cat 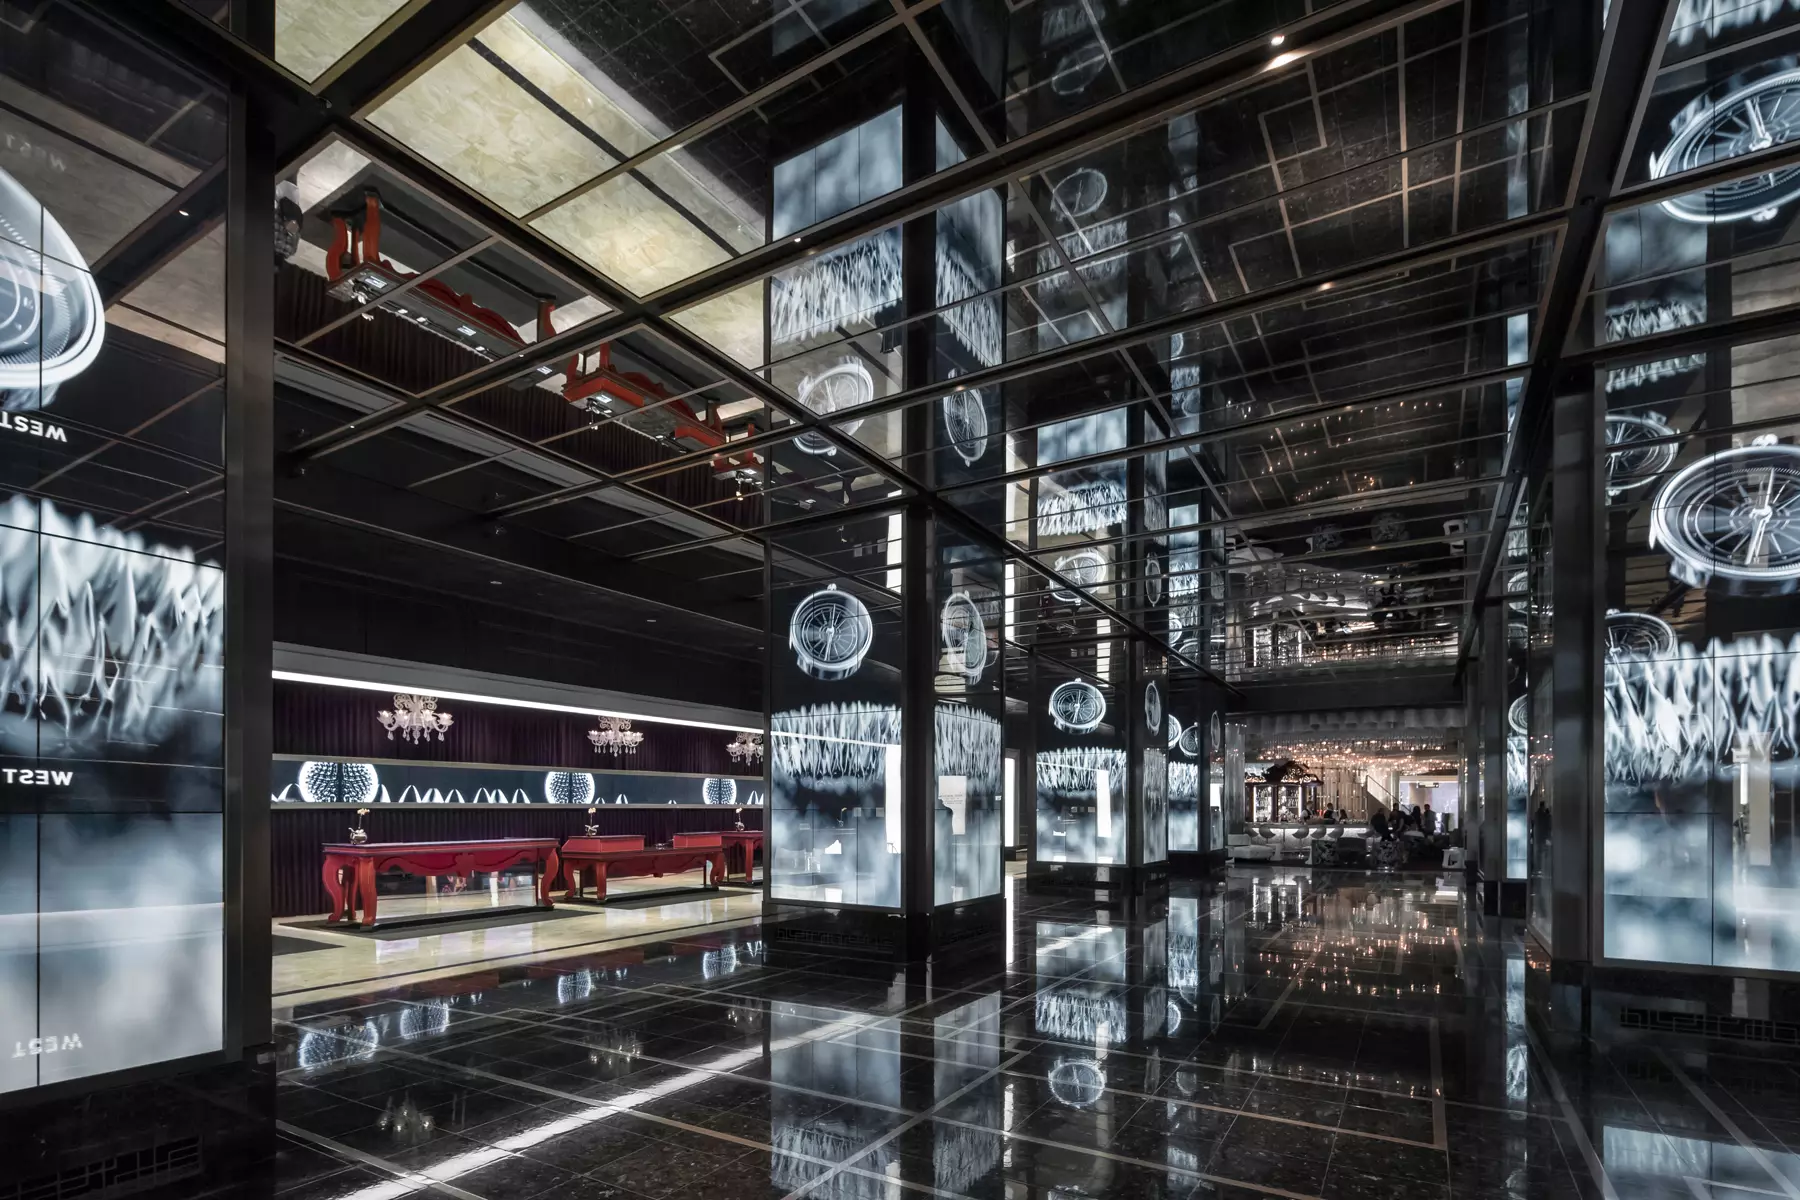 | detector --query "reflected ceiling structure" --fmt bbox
[79,0,1795,703]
